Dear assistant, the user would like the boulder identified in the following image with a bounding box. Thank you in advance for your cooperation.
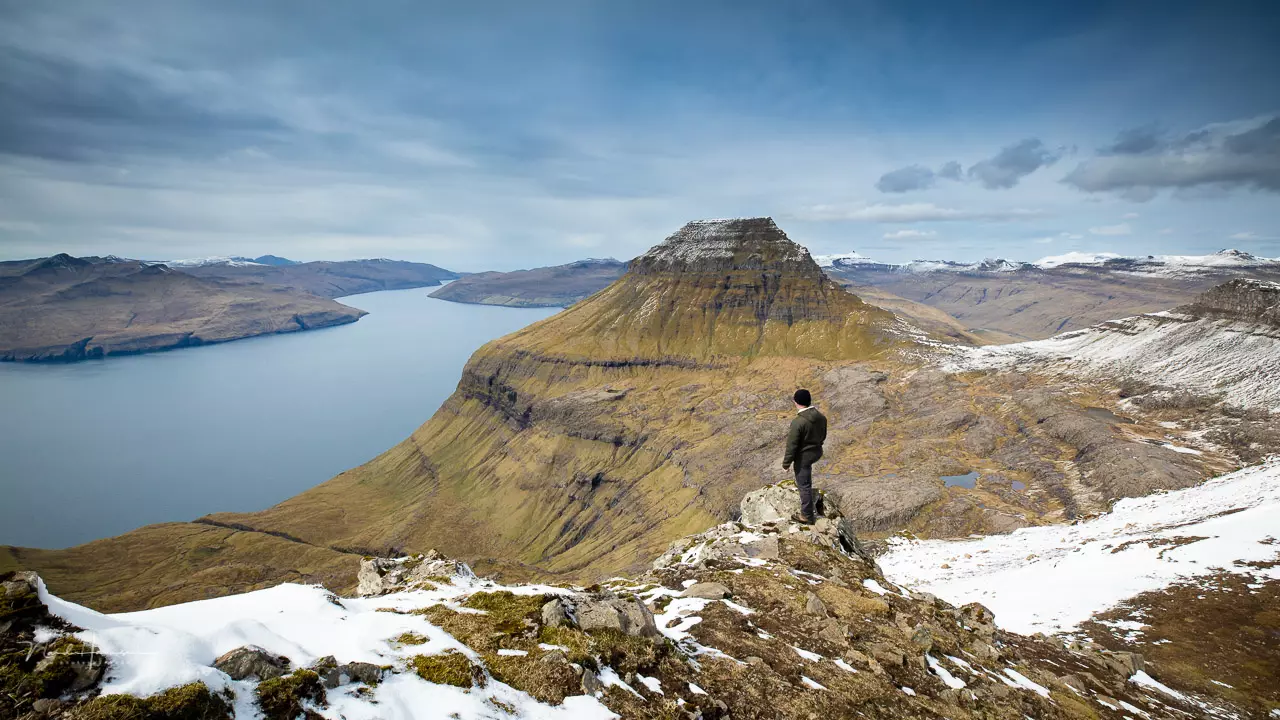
[541,598,571,628]
[958,602,997,641]
[682,582,731,600]
[580,668,602,695]
[804,592,827,617]
[574,594,659,638]
[213,646,291,681]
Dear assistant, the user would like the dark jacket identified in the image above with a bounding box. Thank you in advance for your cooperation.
[784,407,827,467]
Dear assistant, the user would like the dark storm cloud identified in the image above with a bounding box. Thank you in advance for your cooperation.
[967,138,1062,189]
[875,164,936,193]
[0,48,289,163]
[1065,115,1280,195]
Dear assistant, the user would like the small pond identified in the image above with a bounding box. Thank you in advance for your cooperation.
[941,471,980,489]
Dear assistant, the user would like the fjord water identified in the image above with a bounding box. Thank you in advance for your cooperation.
[0,288,557,549]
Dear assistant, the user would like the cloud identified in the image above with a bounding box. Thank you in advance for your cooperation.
[967,138,1062,189]
[1060,232,1084,239]
[1089,222,1133,236]
[1064,115,1280,197]
[1031,236,1055,244]
[1158,228,1174,235]
[796,202,1047,223]
[1100,123,1164,155]
[1122,212,1140,219]
[1230,231,1259,240]
[882,229,937,240]
[875,165,936,193]
[938,161,963,180]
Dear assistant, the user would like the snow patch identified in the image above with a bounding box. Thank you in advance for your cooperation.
[879,459,1280,635]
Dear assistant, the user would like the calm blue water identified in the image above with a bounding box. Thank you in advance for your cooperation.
[0,288,556,549]
[942,471,979,489]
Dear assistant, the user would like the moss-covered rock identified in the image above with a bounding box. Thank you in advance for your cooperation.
[69,682,232,720]
[255,669,326,720]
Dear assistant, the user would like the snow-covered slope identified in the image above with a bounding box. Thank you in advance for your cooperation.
[879,458,1280,636]
[946,279,1280,411]
[39,573,612,720]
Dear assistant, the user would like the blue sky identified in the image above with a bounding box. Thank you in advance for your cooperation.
[0,0,1277,270]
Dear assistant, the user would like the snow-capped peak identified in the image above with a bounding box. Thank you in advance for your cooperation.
[1034,252,1124,269]
[812,251,875,268]
[163,256,265,268]
[1035,249,1280,275]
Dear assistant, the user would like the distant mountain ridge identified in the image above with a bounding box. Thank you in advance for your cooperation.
[430,258,627,308]
[823,247,1280,342]
[0,253,460,362]
[816,247,1280,277]
[0,254,366,362]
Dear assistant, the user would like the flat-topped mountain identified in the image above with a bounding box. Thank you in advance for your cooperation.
[508,218,902,361]
[0,254,366,362]
[429,258,627,307]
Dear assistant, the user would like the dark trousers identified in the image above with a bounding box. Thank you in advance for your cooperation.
[793,451,822,519]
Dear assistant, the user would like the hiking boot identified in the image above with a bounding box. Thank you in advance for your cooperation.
[790,512,816,525]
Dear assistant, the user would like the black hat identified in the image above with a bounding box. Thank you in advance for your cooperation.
[793,389,812,407]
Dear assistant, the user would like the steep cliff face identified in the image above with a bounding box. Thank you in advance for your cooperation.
[1177,278,1280,326]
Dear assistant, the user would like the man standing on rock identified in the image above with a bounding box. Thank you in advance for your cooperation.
[782,389,827,524]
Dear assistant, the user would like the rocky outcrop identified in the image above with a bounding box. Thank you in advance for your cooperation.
[357,550,476,596]
[213,646,291,681]
[1178,277,1280,326]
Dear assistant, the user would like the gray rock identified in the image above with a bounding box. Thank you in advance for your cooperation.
[818,619,848,645]
[322,662,385,688]
[574,594,659,638]
[740,484,800,525]
[804,592,827,617]
[1100,650,1144,676]
[958,602,997,640]
[213,645,291,681]
[868,643,905,667]
[682,582,731,600]
[541,598,571,627]
[909,625,934,653]
[580,668,602,695]
[1058,674,1087,693]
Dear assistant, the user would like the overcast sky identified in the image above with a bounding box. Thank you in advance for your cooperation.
[1,1,1278,270]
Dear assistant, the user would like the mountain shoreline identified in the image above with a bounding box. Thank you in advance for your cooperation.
[0,254,458,364]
